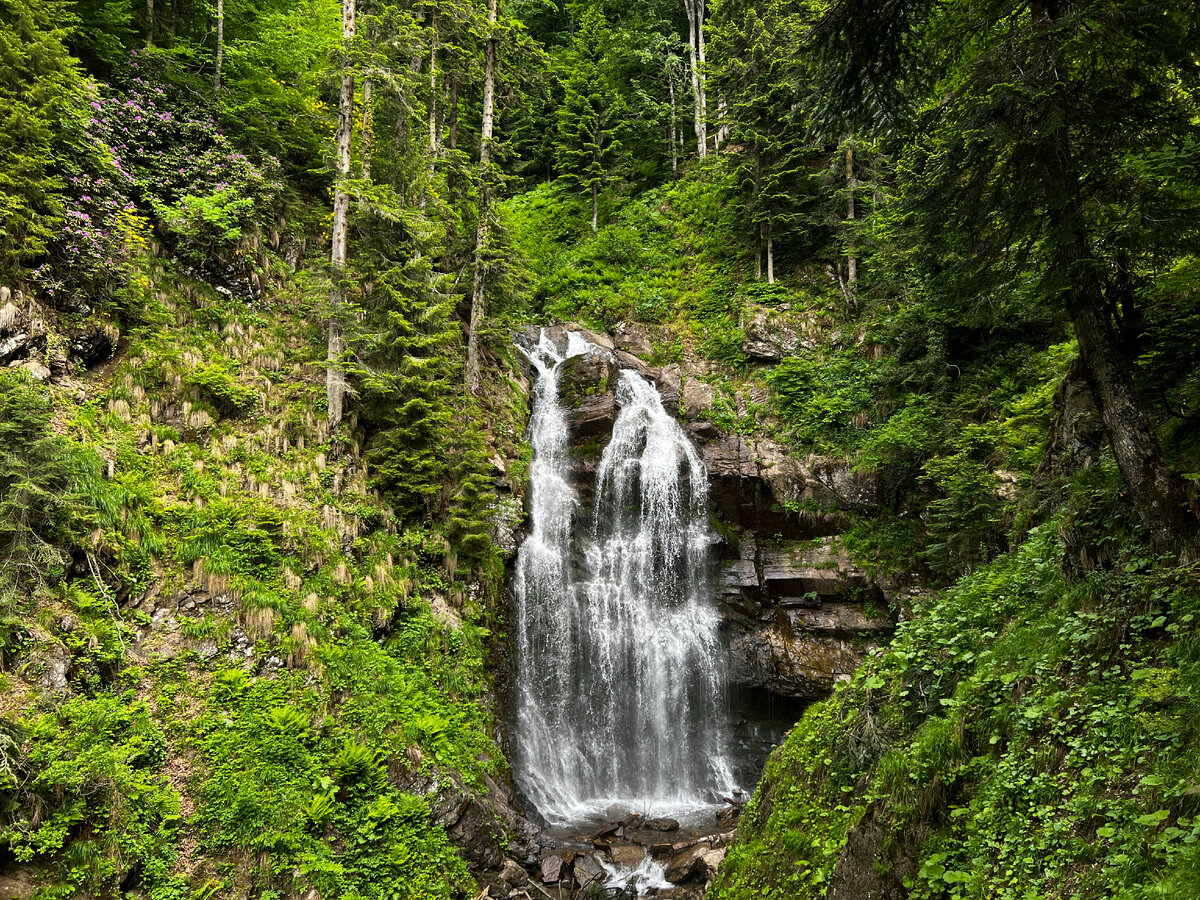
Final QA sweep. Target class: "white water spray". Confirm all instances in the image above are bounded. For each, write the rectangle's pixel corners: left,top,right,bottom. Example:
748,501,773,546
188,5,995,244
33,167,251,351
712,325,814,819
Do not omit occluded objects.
512,330,733,826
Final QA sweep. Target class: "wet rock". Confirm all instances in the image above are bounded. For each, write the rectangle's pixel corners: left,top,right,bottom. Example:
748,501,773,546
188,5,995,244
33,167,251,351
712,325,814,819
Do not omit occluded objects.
558,350,618,406
664,841,723,884
730,629,868,698
608,844,645,867
573,853,607,890
657,364,682,415
565,393,617,443
644,817,680,832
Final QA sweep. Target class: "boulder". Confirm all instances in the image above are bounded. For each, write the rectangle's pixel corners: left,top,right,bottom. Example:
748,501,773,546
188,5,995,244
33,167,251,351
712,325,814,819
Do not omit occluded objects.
682,379,716,420
664,841,723,884
541,854,569,884
558,349,617,406
613,322,654,357
644,817,680,832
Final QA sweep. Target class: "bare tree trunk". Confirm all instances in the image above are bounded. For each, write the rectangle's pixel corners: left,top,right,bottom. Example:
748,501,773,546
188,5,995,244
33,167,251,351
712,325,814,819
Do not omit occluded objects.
684,0,707,158
766,222,774,284
467,0,499,395
146,0,154,46
591,181,599,232
361,76,373,181
328,0,357,430
716,94,729,150
668,69,678,175
424,11,438,209
845,140,857,312
696,0,708,152
214,0,224,99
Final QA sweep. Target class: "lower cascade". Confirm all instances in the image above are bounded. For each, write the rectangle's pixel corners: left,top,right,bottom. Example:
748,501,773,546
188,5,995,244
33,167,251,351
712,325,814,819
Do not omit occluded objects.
512,330,734,828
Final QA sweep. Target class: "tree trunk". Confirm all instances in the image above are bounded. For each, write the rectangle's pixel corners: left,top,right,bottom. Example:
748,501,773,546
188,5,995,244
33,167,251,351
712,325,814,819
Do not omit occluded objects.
696,0,708,152
845,140,857,312
467,0,499,395
684,0,707,158
766,222,774,284
1031,0,1187,550
716,94,729,150
425,11,438,209
328,0,357,430
668,69,678,175
146,0,154,47
214,0,224,99
361,76,373,181
591,181,599,232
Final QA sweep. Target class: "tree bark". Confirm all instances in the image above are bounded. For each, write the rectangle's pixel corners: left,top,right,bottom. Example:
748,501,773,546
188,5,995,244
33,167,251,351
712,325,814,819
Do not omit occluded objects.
424,11,439,210
696,0,708,152
716,93,729,150
766,222,775,284
467,0,499,395
845,139,857,312
668,67,678,174
361,76,373,181
146,0,154,47
591,181,599,232
684,0,707,158
328,0,357,430
214,0,224,99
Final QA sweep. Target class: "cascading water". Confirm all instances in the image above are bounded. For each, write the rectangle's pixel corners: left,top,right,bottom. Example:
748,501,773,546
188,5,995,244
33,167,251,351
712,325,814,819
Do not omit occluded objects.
512,329,733,828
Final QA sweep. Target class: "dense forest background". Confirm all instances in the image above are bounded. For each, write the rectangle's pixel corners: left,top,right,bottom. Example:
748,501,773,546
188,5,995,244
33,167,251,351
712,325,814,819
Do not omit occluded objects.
2,0,1200,897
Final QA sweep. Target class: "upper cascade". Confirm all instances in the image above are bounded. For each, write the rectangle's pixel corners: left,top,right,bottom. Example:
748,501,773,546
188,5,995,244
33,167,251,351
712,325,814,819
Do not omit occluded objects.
511,329,733,827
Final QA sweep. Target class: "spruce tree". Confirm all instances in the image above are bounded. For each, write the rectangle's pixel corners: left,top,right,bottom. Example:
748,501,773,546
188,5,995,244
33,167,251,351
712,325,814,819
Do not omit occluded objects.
553,3,625,232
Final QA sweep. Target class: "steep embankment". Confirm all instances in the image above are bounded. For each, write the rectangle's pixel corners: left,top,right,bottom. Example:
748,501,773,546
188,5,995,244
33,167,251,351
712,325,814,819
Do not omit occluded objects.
503,168,1200,900
0,261,538,899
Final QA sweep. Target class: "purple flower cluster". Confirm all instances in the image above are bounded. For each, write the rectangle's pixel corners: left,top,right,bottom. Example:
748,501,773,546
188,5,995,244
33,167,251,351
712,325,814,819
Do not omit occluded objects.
36,51,281,299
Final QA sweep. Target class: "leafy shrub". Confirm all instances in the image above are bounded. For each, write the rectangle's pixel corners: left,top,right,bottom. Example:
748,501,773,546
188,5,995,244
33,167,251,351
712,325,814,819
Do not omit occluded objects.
186,362,259,417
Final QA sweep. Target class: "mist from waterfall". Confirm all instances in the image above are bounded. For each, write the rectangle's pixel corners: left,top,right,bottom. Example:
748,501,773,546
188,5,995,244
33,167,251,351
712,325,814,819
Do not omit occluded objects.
512,329,733,827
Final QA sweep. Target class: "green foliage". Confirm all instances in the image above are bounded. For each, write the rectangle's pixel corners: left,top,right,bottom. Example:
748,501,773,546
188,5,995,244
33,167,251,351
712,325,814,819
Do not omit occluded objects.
718,488,1200,899
0,694,180,894
0,0,91,278
0,370,92,585
184,360,259,418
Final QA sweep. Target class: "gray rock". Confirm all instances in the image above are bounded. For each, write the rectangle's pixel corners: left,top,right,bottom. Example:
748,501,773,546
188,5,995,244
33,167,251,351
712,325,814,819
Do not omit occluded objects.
31,642,71,695
682,379,715,419
0,332,30,362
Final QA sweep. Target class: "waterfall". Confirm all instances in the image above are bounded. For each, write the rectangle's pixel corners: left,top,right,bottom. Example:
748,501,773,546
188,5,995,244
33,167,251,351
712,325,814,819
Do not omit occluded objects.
512,330,733,826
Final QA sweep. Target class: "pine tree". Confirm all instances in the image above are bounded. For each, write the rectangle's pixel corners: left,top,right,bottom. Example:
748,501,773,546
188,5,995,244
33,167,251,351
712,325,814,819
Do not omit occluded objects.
553,3,625,232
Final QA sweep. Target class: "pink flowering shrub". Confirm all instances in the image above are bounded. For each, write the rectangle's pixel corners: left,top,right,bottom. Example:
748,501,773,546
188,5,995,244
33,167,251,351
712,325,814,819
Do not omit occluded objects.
35,52,280,302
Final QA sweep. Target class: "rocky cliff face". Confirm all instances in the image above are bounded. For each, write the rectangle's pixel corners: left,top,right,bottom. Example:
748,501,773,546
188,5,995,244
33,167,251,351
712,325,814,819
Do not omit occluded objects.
512,324,905,707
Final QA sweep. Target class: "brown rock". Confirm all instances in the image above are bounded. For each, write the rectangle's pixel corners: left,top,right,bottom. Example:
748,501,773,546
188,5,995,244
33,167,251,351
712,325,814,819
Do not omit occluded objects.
644,817,680,831
613,322,653,356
